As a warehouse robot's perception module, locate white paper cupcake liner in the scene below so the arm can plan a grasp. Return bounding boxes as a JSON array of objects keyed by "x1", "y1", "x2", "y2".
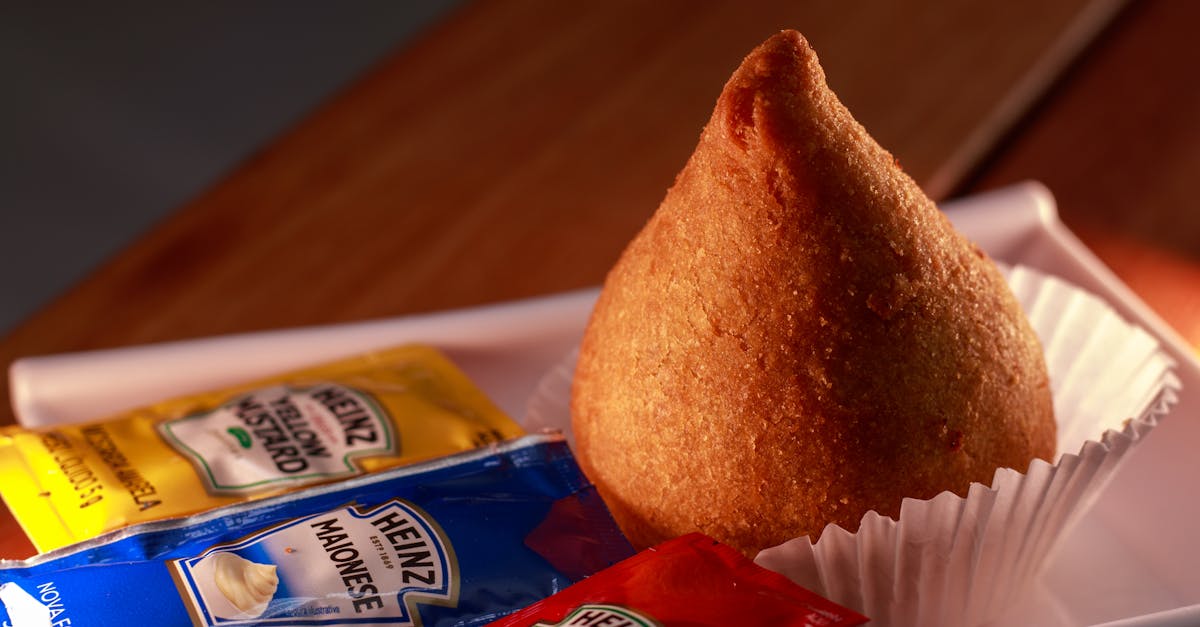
[{"x1": 523, "y1": 265, "x2": 1180, "y2": 626}]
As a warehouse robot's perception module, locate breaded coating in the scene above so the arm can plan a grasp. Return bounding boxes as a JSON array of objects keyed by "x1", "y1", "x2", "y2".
[{"x1": 571, "y1": 30, "x2": 1055, "y2": 555}]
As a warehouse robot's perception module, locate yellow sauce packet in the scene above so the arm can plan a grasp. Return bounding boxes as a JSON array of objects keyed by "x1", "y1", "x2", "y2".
[{"x1": 0, "y1": 344, "x2": 524, "y2": 553}]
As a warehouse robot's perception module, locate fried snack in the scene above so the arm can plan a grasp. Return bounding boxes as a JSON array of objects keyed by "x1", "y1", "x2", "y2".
[{"x1": 571, "y1": 30, "x2": 1055, "y2": 555}]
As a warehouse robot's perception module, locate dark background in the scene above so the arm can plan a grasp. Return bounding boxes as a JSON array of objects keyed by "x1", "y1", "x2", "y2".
[{"x1": 0, "y1": 1, "x2": 465, "y2": 333}]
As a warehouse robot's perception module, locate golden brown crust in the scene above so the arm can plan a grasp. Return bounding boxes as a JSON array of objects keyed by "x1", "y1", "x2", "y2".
[{"x1": 571, "y1": 30, "x2": 1055, "y2": 555}]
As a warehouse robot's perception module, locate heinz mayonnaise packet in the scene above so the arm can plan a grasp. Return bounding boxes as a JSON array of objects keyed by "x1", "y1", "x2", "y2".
[
  {"x1": 0, "y1": 434, "x2": 635, "y2": 626},
  {"x1": 0, "y1": 344, "x2": 525, "y2": 552}
]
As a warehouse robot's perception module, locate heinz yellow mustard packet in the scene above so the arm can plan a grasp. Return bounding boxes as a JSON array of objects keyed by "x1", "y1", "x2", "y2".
[{"x1": 0, "y1": 344, "x2": 524, "y2": 552}]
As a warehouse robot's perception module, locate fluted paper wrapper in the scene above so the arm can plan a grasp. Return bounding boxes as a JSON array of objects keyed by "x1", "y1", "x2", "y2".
[{"x1": 524, "y1": 265, "x2": 1180, "y2": 626}]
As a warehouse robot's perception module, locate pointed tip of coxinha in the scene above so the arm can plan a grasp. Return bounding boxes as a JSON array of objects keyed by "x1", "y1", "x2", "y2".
[
  {"x1": 710, "y1": 29, "x2": 832, "y2": 154},
  {"x1": 572, "y1": 31, "x2": 1055, "y2": 555},
  {"x1": 678, "y1": 29, "x2": 934, "y2": 237},
  {"x1": 632, "y1": 29, "x2": 949, "y2": 322}
]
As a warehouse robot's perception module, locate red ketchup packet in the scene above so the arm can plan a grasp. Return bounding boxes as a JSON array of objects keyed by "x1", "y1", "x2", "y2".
[{"x1": 489, "y1": 533, "x2": 868, "y2": 626}]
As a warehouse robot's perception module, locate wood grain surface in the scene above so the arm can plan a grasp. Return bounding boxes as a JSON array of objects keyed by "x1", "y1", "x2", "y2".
[
  {"x1": 0, "y1": 0, "x2": 1106, "y2": 391},
  {"x1": 968, "y1": 0, "x2": 1200, "y2": 347},
  {"x1": 5, "y1": 0, "x2": 1198, "y2": 561}
]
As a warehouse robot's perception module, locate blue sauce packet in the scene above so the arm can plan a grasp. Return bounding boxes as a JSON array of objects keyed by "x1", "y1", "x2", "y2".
[{"x1": 0, "y1": 434, "x2": 633, "y2": 626}]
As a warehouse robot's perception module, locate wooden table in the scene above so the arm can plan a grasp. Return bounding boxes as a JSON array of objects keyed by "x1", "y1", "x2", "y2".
[{"x1": 1, "y1": 0, "x2": 1196, "y2": 568}]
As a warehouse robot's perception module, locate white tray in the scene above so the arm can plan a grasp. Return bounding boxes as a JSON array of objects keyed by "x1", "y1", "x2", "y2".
[{"x1": 9, "y1": 182, "x2": 1200, "y2": 626}]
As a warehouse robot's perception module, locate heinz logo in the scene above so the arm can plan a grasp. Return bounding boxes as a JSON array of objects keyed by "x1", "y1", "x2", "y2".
[{"x1": 534, "y1": 604, "x2": 661, "y2": 627}]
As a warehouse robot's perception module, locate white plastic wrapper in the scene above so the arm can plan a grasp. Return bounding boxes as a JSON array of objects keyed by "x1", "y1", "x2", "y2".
[{"x1": 523, "y1": 264, "x2": 1181, "y2": 627}]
